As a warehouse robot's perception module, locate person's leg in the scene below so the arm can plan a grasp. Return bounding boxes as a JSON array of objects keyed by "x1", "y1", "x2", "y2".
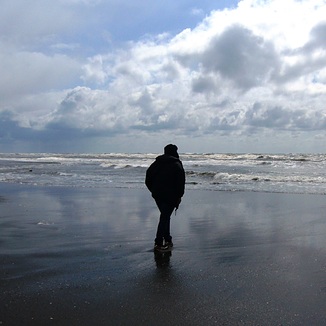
[{"x1": 155, "y1": 200, "x2": 175, "y2": 245}]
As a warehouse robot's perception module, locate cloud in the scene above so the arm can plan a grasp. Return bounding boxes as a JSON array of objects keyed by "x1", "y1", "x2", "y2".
[
  {"x1": 196, "y1": 25, "x2": 279, "y2": 91},
  {"x1": 303, "y1": 22, "x2": 326, "y2": 53},
  {"x1": 243, "y1": 103, "x2": 326, "y2": 131},
  {"x1": 2, "y1": 0, "x2": 326, "y2": 153},
  {"x1": 0, "y1": 1, "x2": 79, "y2": 47},
  {"x1": 0, "y1": 50, "x2": 82, "y2": 102}
]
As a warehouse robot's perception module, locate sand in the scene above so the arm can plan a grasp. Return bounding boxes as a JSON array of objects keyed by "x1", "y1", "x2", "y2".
[{"x1": 1, "y1": 183, "x2": 326, "y2": 325}]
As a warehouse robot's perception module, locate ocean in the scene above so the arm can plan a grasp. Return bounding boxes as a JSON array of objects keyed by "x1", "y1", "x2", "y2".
[
  {"x1": 0, "y1": 152, "x2": 326, "y2": 195},
  {"x1": 2, "y1": 152, "x2": 326, "y2": 325}
]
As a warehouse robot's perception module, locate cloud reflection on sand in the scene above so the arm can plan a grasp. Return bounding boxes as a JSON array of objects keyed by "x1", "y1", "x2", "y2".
[{"x1": 1, "y1": 184, "x2": 326, "y2": 325}]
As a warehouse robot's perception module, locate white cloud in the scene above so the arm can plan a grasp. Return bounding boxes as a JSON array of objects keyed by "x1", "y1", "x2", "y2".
[
  {"x1": 2, "y1": 0, "x2": 326, "y2": 153},
  {"x1": 0, "y1": 49, "x2": 82, "y2": 100},
  {"x1": 191, "y1": 8, "x2": 205, "y2": 17},
  {"x1": 0, "y1": 1, "x2": 80, "y2": 47},
  {"x1": 82, "y1": 55, "x2": 108, "y2": 84}
]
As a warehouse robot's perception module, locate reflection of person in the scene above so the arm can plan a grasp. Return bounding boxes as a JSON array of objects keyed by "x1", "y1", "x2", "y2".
[
  {"x1": 154, "y1": 251, "x2": 172, "y2": 268},
  {"x1": 145, "y1": 144, "x2": 186, "y2": 252}
]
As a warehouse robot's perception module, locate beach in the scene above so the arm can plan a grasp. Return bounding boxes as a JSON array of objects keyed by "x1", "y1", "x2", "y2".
[{"x1": 1, "y1": 183, "x2": 326, "y2": 325}]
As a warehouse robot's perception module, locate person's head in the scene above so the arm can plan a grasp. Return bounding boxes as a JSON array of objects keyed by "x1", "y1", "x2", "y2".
[{"x1": 164, "y1": 144, "x2": 179, "y2": 158}]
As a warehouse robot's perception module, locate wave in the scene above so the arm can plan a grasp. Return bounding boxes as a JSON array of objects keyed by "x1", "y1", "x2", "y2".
[
  {"x1": 1, "y1": 152, "x2": 325, "y2": 166},
  {"x1": 100, "y1": 163, "x2": 148, "y2": 169},
  {"x1": 1, "y1": 152, "x2": 326, "y2": 195},
  {"x1": 187, "y1": 170, "x2": 326, "y2": 184}
]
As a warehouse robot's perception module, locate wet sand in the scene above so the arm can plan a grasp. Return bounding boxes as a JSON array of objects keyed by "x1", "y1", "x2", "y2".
[{"x1": 1, "y1": 183, "x2": 326, "y2": 325}]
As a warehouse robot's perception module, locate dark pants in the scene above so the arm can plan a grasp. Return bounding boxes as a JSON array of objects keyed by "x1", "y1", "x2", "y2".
[{"x1": 155, "y1": 199, "x2": 175, "y2": 245}]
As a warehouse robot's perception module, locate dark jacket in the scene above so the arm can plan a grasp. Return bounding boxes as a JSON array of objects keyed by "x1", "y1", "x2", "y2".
[{"x1": 145, "y1": 154, "x2": 185, "y2": 205}]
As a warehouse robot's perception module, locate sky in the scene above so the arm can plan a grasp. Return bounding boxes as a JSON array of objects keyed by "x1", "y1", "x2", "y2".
[{"x1": 1, "y1": 0, "x2": 326, "y2": 154}]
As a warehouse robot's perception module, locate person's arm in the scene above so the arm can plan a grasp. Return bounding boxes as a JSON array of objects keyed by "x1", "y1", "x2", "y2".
[
  {"x1": 145, "y1": 165, "x2": 153, "y2": 192},
  {"x1": 176, "y1": 162, "x2": 185, "y2": 198}
]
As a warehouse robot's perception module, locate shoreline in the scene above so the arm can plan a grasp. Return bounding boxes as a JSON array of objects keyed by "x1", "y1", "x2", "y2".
[{"x1": 1, "y1": 183, "x2": 326, "y2": 325}]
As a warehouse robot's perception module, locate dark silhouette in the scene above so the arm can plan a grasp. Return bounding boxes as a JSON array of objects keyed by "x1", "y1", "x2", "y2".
[{"x1": 145, "y1": 144, "x2": 185, "y2": 252}]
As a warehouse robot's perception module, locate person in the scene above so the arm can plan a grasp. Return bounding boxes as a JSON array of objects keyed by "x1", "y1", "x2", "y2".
[{"x1": 145, "y1": 144, "x2": 186, "y2": 252}]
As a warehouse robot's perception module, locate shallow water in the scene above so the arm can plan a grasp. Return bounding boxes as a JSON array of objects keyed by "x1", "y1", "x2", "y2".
[
  {"x1": 1, "y1": 185, "x2": 326, "y2": 270},
  {"x1": 1, "y1": 184, "x2": 326, "y2": 325}
]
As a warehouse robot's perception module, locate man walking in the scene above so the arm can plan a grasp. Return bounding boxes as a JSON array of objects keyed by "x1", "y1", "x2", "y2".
[{"x1": 145, "y1": 144, "x2": 186, "y2": 252}]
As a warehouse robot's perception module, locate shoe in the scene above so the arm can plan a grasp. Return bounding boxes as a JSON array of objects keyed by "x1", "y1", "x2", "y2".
[
  {"x1": 154, "y1": 244, "x2": 170, "y2": 252},
  {"x1": 165, "y1": 241, "x2": 173, "y2": 248}
]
